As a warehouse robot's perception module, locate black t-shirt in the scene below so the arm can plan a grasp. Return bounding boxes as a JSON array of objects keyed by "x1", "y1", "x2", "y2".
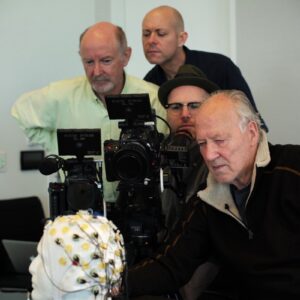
[{"x1": 144, "y1": 46, "x2": 268, "y2": 131}]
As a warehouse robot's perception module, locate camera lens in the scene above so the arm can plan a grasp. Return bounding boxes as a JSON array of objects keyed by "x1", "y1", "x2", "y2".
[{"x1": 114, "y1": 143, "x2": 148, "y2": 183}]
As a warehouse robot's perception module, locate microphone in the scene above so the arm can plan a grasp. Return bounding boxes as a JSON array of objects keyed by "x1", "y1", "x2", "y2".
[
  {"x1": 39, "y1": 155, "x2": 64, "y2": 175},
  {"x1": 169, "y1": 130, "x2": 193, "y2": 147}
]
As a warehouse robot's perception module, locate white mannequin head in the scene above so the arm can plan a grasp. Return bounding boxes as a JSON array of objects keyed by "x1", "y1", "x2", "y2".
[{"x1": 29, "y1": 211, "x2": 125, "y2": 300}]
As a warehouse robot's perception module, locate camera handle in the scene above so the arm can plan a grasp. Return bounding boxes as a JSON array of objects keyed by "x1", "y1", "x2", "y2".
[{"x1": 160, "y1": 168, "x2": 164, "y2": 193}]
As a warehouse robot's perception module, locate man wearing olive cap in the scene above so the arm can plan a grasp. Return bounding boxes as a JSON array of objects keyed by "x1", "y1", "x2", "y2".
[{"x1": 158, "y1": 63, "x2": 218, "y2": 235}]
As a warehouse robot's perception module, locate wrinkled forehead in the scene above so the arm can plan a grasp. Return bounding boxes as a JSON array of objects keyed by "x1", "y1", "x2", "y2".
[
  {"x1": 196, "y1": 100, "x2": 240, "y2": 137},
  {"x1": 80, "y1": 27, "x2": 120, "y2": 55},
  {"x1": 199, "y1": 94, "x2": 239, "y2": 119}
]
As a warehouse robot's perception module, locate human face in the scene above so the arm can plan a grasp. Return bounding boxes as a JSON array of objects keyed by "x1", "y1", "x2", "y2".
[
  {"x1": 167, "y1": 85, "x2": 209, "y2": 138},
  {"x1": 29, "y1": 242, "x2": 52, "y2": 300},
  {"x1": 196, "y1": 95, "x2": 259, "y2": 189},
  {"x1": 80, "y1": 28, "x2": 131, "y2": 100},
  {"x1": 142, "y1": 10, "x2": 186, "y2": 65}
]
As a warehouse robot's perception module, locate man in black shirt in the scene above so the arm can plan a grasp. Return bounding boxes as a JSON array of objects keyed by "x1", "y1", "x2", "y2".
[
  {"x1": 126, "y1": 90, "x2": 300, "y2": 300},
  {"x1": 142, "y1": 5, "x2": 267, "y2": 131}
]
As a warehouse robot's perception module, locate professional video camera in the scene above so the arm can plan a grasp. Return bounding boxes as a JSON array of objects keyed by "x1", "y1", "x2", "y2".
[
  {"x1": 103, "y1": 94, "x2": 164, "y2": 264},
  {"x1": 39, "y1": 129, "x2": 103, "y2": 219},
  {"x1": 104, "y1": 94, "x2": 164, "y2": 187}
]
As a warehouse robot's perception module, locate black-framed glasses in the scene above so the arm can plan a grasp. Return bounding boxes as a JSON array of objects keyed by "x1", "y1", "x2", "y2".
[{"x1": 165, "y1": 102, "x2": 202, "y2": 114}]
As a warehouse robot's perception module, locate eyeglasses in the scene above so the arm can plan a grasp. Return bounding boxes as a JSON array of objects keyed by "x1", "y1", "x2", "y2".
[{"x1": 165, "y1": 102, "x2": 202, "y2": 114}]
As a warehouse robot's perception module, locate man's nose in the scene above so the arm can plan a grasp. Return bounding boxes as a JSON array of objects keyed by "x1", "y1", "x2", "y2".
[
  {"x1": 93, "y1": 62, "x2": 103, "y2": 76},
  {"x1": 181, "y1": 105, "x2": 192, "y2": 118},
  {"x1": 148, "y1": 32, "x2": 157, "y2": 44},
  {"x1": 201, "y1": 143, "x2": 219, "y2": 162}
]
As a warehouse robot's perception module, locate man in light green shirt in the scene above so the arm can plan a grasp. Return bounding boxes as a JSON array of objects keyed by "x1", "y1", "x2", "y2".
[{"x1": 11, "y1": 22, "x2": 167, "y2": 203}]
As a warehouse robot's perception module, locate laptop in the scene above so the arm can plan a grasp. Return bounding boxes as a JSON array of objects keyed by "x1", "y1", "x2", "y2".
[{"x1": 1, "y1": 239, "x2": 38, "y2": 274}]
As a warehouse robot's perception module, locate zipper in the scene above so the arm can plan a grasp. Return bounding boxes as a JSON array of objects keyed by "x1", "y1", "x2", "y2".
[{"x1": 224, "y1": 203, "x2": 254, "y2": 240}]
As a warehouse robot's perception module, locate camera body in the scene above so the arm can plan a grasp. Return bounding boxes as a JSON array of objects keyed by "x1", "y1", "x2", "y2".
[
  {"x1": 160, "y1": 131, "x2": 193, "y2": 200},
  {"x1": 103, "y1": 94, "x2": 164, "y2": 264},
  {"x1": 104, "y1": 122, "x2": 162, "y2": 187},
  {"x1": 48, "y1": 157, "x2": 103, "y2": 218},
  {"x1": 40, "y1": 129, "x2": 103, "y2": 219},
  {"x1": 160, "y1": 131, "x2": 192, "y2": 169}
]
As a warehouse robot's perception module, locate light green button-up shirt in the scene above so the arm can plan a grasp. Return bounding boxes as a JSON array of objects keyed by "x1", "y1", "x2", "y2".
[{"x1": 11, "y1": 73, "x2": 168, "y2": 202}]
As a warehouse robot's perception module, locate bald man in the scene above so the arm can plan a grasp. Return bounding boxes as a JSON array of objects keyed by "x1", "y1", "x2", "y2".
[
  {"x1": 142, "y1": 5, "x2": 267, "y2": 131},
  {"x1": 11, "y1": 22, "x2": 167, "y2": 203}
]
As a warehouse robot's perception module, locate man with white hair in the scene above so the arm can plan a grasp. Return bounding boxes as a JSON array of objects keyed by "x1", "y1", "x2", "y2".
[
  {"x1": 11, "y1": 21, "x2": 167, "y2": 203},
  {"x1": 126, "y1": 90, "x2": 300, "y2": 299}
]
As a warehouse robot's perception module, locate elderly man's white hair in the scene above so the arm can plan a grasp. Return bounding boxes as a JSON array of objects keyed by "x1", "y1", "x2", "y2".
[
  {"x1": 29, "y1": 210, "x2": 125, "y2": 300},
  {"x1": 204, "y1": 90, "x2": 263, "y2": 140}
]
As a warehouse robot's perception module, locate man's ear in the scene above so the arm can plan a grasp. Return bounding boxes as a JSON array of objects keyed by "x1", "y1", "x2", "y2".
[
  {"x1": 248, "y1": 121, "x2": 260, "y2": 146},
  {"x1": 178, "y1": 31, "x2": 188, "y2": 47},
  {"x1": 122, "y1": 47, "x2": 132, "y2": 67}
]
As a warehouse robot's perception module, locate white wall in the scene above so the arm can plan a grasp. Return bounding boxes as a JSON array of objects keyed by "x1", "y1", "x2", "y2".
[
  {"x1": 236, "y1": 0, "x2": 300, "y2": 144},
  {"x1": 0, "y1": 0, "x2": 96, "y2": 215}
]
